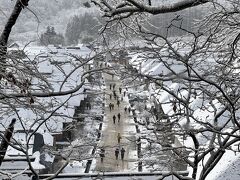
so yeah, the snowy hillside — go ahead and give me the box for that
[0,0,98,42]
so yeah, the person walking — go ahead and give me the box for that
[120,147,126,160]
[128,106,131,113]
[109,103,112,111]
[119,87,122,94]
[110,84,112,90]
[100,148,105,163]
[109,93,112,100]
[123,91,126,97]
[113,90,117,99]
[115,147,119,160]
[113,84,116,90]
[124,107,127,113]
[111,103,114,110]
[117,113,121,123]
[113,115,116,124]
[117,100,120,107]
[117,133,122,144]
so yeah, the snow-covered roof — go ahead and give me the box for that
[1,45,91,135]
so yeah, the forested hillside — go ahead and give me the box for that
[0,0,205,44]
[0,0,97,43]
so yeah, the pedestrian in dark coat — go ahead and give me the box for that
[121,147,126,160]
[117,133,122,144]
[119,87,122,94]
[113,84,116,90]
[117,100,120,107]
[115,147,119,160]
[117,113,121,122]
[123,91,126,97]
[113,90,117,99]
[109,103,112,111]
[109,93,112,100]
[146,117,150,125]
[110,84,112,90]
[124,107,127,113]
[111,103,114,110]
[128,107,131,113]
[100,148,105,163]
[117,113,121,123]
[113,115,116,124]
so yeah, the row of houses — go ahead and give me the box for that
[124,45,240,179]
[0,44,94,176]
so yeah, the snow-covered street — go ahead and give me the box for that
[94,70,138,172]
[2,1,240,179]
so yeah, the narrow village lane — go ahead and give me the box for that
[94,69,137,172]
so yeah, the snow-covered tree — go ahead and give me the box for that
[0,1,104,179]
[92,0,240,179]
[2,0,240,179]
[65,13,101,45]
[40,26,64,46]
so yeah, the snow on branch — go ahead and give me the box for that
[93,0,210,16]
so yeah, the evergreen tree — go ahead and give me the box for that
[65,13,101,45]
[40,26,64,45]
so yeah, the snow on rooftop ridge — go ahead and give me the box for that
[43,132,54,146]
[31,151,45,170]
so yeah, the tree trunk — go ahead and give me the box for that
[0,118,16,166]
[0,0,29,77]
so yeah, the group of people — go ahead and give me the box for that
[109,84,125,125]
[99,148,105,163]
[109,103,114,111]
[112,113,121,124]
[109,83,116,90]
[115,146,125,160]
[99,137,126,162]
[99,77,128,164]
[124,106,131,114]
